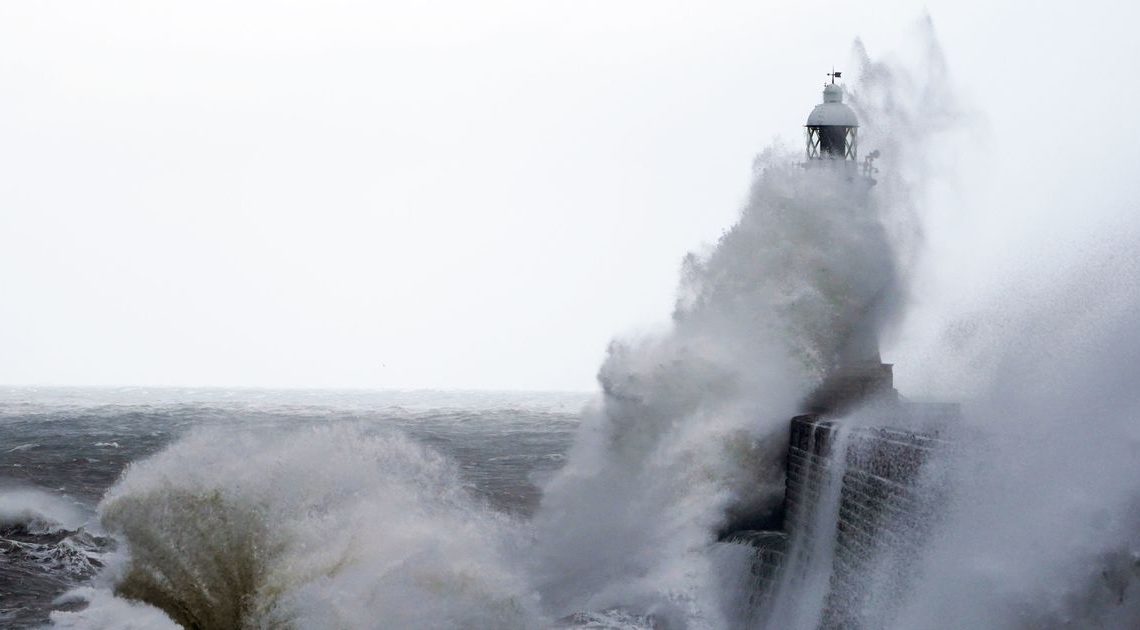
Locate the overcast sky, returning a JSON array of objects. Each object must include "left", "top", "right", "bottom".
[{"left": 1, "top": 0, "right": 1136, "bottom": 391}]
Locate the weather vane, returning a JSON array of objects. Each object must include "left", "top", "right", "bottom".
[{"left": 827, "top": 68, "right": 842, "bottom": 84}]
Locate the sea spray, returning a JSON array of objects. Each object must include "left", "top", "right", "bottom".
[
  {"left": 86, "top": 425, "right": 542, "bottom": 629},
  {"left": 880, "top": 230, "right": 1140, "bottom": 629},
  {"left": 528, "top": 161, "right": 903, "bottom": 625},
  {"left": 0, "top": 485, "right": 87, "bottom": 534},
  {"left": 528, "top": 24, "right": 964, "bottom": 627},
  {"left": 766, "top": 22, "right": 1140, "bottom": 629}
]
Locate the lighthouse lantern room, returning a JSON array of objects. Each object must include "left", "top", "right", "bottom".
[{"left": 806, "top": 71, "right": 858, "bottom": 161}]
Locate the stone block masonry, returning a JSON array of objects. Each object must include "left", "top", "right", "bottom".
[
  {"left": 784, "top": 412, "right": 951, "bottom": 629},
  {"left": 722, "top": 404, "right": 955, "bottom": 629}
]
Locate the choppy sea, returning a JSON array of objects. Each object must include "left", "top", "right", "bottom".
[{"left": 0, "top": 387, "right": 588, "bottom": 628}]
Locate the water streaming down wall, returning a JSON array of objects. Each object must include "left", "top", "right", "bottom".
[
  {"left": 723, "top": 368, "right": 958, "bottom": 629},
  {"left": 790, "top": 411, "right": 952, "bottom": 628}
]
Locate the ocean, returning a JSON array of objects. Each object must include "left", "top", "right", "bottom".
[{"left": 0, "top": 387, "right": 587, "bottom": 628}]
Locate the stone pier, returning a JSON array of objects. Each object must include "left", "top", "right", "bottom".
[{"left": 724, "top": 399, "right": 957, "bottom": 629}]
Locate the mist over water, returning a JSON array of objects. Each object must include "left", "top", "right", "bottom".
[
  {"left": 882, "top": 233, "right": 1140, "bottom": 629},
  {"left": 9, "top": 20, "right": 1138, "bottom": 630}
]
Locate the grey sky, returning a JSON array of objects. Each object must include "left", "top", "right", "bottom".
[{"left": 2, "top": 1, "right": 1136, "bottom": 391}]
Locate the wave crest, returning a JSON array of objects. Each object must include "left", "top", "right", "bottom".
[
  {"left": 97, "top": 425, "right": 541, "bottom": 629},
  {"left": 0, "top": 486, "right": 86, "bottom": 534}
]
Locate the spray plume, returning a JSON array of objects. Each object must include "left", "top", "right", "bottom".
[
  {"left": 60, "top": 18, "right": 1103, "bottom": 628},
  {"left": 527, "top": 21, "right": 963, "bottom": 626}
]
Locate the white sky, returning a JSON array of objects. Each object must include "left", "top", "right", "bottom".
[{"left": 1, "top": 0, "right": 1137, "bottom": 391}]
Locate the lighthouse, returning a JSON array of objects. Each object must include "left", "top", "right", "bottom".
[
  {"left": 805, "top": 71, "right": 858, "bottom": 161},
  {"left": 800, "top": 71, "right": 895, "bottom": 412},
  {"left": 716, "top": 74, "right": 961, "bottom": 630}
]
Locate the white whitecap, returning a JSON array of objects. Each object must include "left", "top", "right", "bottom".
[
  {"left": 0, "top": 487, "right": 86, "bottom": 532},
  {"left": 50, "top": 587, "right": 181, "bottom": 630}
]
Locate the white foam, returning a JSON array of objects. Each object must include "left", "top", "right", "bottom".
[
  {"left": 50, "top": 587, "right": 181, "bottom": 630},
  {"left": 0, "top": 486, "right": 86, "bottom": 532},
  {"left": 90, "top": 424, "right": 543, "bottom": 629}
]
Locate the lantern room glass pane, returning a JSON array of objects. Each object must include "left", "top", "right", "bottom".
[{"left": 817, "top": 126, "right": 848, "bottom": 158}]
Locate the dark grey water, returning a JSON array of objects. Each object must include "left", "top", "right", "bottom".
[{"left": 0, "top": 387, "right": 585, "bottom": 628}]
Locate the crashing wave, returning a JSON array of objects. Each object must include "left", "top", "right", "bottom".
[{"left": 89, "top": 425, "right": 542, "bottom": 629}]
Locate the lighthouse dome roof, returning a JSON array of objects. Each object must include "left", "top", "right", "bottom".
[{"left": 806, "top": 84, "right": 859, "bottom": 127}]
